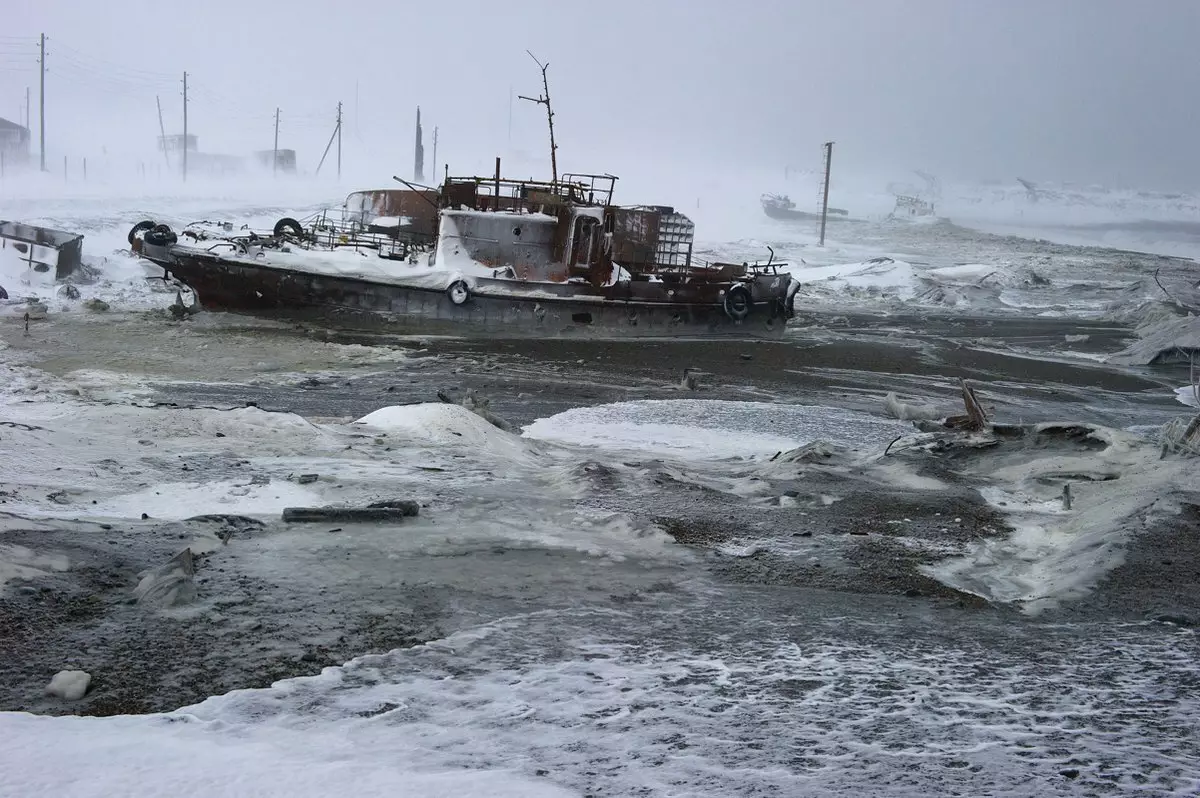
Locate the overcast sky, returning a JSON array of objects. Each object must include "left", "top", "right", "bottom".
[{"left": 3, "top": 0, "right": 1198, "bottom": 191}]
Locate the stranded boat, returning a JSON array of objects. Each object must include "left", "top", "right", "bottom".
[
  {"left": 760, "top": 193, "right": 849, "bottom": 222},
  {"left": 133, "top": 170, "right": 801, "bottom": 338}
]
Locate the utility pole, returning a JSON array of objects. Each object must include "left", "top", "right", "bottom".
[
  {"left": 316, "top": 102, "right": 342, "bottom": 177},
  {"left": 819, "top": 141, "right": 833, "bottom": 247},
  {"left": 181, "top": 71, "right": 188, "bottom": 181},
  {"left": 25, "top": 87, "right": 30, "bottom": 131},
  {"left": 38, "top": 33, "right": 45, "bottom": 172},
  {"left": 156, "top": 95, "right": 171, "bottom": 169},
  {"left": 518, "top": 51, "right": 557, "bottom": 187},
  {"left": 432, "top": 126, "right": 438, "bottom": 183},
  {"left": 273, "top": 107, "right": 280, "bottom": 176},
  {"left": 413, "top": 106, "right": 424, "bottom": 183}
]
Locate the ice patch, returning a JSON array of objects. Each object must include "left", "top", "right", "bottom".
[
  {"left": 0, "top": 544, "right": 69, "bottom": 588},
  {"left": 1174, "top": 384, "right": 1199, "bottom": 408},
  {"left": 97, "top": 480, "right": 321, "bottom": 521},
  {"left": 0, "top": 713, "right": 577, "bottom": 798},
  {"left": 923, "top": 263, "right": 1018, "bottom": 286},
  {"left": 523, "top": 400, "right": 910, "bottom": 460},
  {"left": 923, "top": 426, "right": 1193, "bottom": 612},
  {"left": 789, "top": 258, "right": 917, "bottom": 298}
]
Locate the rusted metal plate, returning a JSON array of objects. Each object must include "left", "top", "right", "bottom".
[
  {"left": 442, "top": 181, "right": 479, "bottom": 210},
  {"left": 345, "top": 189, "right": 439, "bottom": 237}
]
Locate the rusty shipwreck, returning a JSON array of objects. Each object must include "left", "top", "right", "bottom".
[{"left": 132, "top": 170, "right": 800, "bottom": 338}]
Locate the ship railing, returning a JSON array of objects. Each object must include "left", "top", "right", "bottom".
[
  {"left": 444, "top": 173, "right": 615, "bottom": 211},
  {"left": 630, "top": 253, "right": 786, "bottom": 283}
]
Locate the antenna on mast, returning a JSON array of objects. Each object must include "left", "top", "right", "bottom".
[{"left": 518, "top": 50, "right": 557, "bottom": 187}]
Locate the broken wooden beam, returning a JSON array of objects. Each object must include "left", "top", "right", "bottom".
[{"left": 282, "top": 501, "right": 419, "bottom": 523}]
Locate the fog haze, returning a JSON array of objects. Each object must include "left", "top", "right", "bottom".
[{"left": 3, "top": 0, "right": 1198, "bottom": 191}]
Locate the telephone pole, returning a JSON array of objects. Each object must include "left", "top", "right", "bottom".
[
  {"left": 181, "top": 71, "right": 189, "bottom": 181},
  {"left": 413, "top": 106, "right": 424, "bottom": 182},
  {"left": 273, "top": 107, "right": 280, "bottom": 176},
  {"left": 38, "top": 33, "right": 45, "bottom": 172},
  {"left": 316, "top": 102, "right": 342, "bottom": 178},
  {"left": 25, "top": 87, "right": 30, "bottom": 131},
  {"left": 156, "top": 95, "right": 171, "bottom": 169},
  {"left": 819, "top": 141, "right": 833, "bottom": 247}
]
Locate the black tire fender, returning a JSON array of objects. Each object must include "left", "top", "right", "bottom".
[
  {"left": 128, "top": 220, "right": 156, "bottom": 246},
  {"left": 447, "top": 279, "right": 471, "bottom": 306},
  {"left": 724, "top": 284, "right": 752, "bottom": 321},
  {"left": 144, "top": 224, "right": 178, "bottom": 247},
  {"left": 273, "top": 217, "right": 303, "bottom": 238}
]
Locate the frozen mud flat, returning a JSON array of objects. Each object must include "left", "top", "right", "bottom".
[{"left": 2, "top": 199, "right": 1200, "bottom": 796}]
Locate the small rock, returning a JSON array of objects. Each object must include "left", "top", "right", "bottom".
[
  {"left": 215, "top": 432, "right": 226, "bottom": 438},
  {"left": 141, "top": 512, "right": 149, "bottom": 520},
  {"left": 18, "top": 585, "right": 39, "bottom": 596},
  {"left": 82, "top": 298, "right": 110, "bottom": 312},
  {"left": 1059, "top": 769, "right": 1080, "bottom": 780},
  {"left": 904, "top": 588, "right": 923, "bottom": 597},
  {"left": 792, "top": 531, "right": 813, "bottom": 537},
  {"left": 45, "top": 670, "right": 91, "bottom": 701},
  {"left": 327, "top": 527, "right": 342, "bottom": 533},
  {"left": 739, "top": 353, "right": 753, "bottom": 361},
  {"left": 297, "top": 474, "right": 319, "bottom": 485},
  {"left": 0, "top": 285, "right": 7, "bottom": 300},
  {"left": 58, "top": 284, "right": 81, "bottom": 300}
]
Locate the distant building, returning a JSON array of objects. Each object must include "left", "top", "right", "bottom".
[
  {"left": 254, "top": 149, "right": 297, "bottom": 173},
  {"left": 158, "top": 133, "right": 198, "bottom": 154},
  {"left": 0, "top": 117, "right": 31, "bottom": 166},
  {"left": 156, "top": 133, "right": 245, "bottom": 177}
]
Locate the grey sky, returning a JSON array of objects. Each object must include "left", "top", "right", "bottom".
[{"left": 4, "top": 0, "right": 1199, "bottom": 190}]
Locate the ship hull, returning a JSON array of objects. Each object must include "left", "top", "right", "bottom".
[{"left": 142, "top": 245, "right": 796, "bottom": 340}]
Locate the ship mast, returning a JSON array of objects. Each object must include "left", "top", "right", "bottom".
[{"left": 518, "top": 51, "right": 558, "bottom": 187}]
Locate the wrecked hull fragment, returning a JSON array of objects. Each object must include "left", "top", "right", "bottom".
[{"left": 143, "top": 244, "right": 795, "bottom": 339}]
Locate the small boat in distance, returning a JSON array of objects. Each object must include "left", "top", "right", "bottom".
[{"left": 761, "top": 193, "right": 849, "bottom": 222}]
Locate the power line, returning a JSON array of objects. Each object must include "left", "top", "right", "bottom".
[{"left": 50, "top": 41, "right": 176, "bottom": 82}]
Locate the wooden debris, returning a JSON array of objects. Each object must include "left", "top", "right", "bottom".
[{"left": 282, "top": 501, "right": 419, "bottom": 523}]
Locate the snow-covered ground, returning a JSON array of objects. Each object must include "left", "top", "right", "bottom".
[{"left": 1, "top": 174, "right": 1199, "bottom": 796}]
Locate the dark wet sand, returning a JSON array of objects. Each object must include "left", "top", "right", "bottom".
[{"left": 1, "top": 307, "right": 1196, "bottom": 716}]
